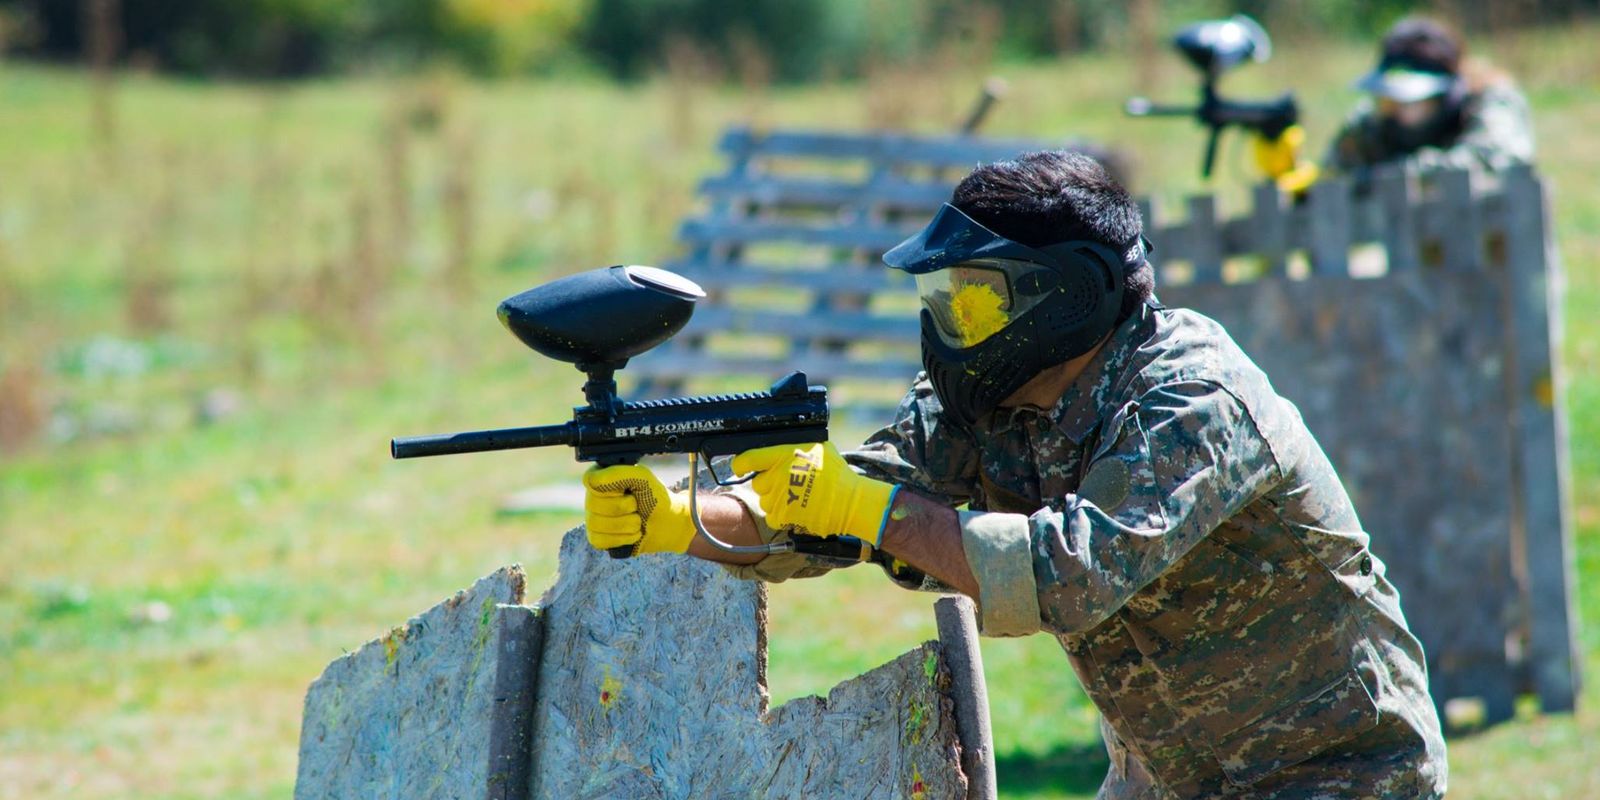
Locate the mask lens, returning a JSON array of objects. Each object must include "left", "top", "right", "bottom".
[{"left": 915, "top": 260, "right": 1052, "bottom": 349}]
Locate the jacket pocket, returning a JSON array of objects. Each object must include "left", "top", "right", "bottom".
[{"left": 1212, "top": 670, "right": 1381, "bottom": 787}]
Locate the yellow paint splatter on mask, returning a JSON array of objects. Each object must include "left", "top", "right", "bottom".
[{"left": 948, "top": 282, "right": 1009, "bottom": 347}]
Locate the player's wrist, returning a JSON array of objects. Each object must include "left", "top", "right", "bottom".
[{"left": 844, "top": 479, "right": 899, "bottom": 547}]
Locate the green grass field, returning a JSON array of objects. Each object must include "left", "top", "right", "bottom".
[{"left": 1, "top": 25, "right": 1598, "bottom": 799}]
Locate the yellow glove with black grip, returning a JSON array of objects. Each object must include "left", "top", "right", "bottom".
[
  {"left": 582, "top": 464, "right": 696, "bottom": 557},
  {"left": 731, "top": 441, "right": 900, "bottom": 546}
]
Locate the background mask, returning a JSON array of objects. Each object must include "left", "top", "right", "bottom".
[{"left": 883, "top": 203, "right": 1140, "bottom": 428}]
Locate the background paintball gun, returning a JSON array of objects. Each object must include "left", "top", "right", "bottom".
[
  {"left": 391, "top": 265, "right": 866, "bottom": 561},
  {"left": 1125, "top": 15, "right": 1319, "bottom": 193}
]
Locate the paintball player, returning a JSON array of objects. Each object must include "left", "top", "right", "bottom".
[
  {"left": 583, "top": 151, "right": 1447, "bottom": 797},
  {"left": 1326, "top": 16, "right": 1533, "bottom": 176}
]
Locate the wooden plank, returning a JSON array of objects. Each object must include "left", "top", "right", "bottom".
[
  {"left": 685, "top": 306, "right": 917, "bottom": 343},
  {"left": 697, "top": 174, "right": 952, "bottom": 210},
  {"left": 1185, "top": 195, "right": 1223, "bottom": 284},
  {"left": 528, "top": 523, "right": 969, "bottom": 798},
  {"left": 1376, "top": 168, "right": 1420, "bottom": 273},
  {"left": 1307, "top": 177, "right": 1352, "bottom": 275},
  {"left": 1437, "top": 168, "right": 1482, "bottom": 272},
  {"left": 295, "top": 567, "right": 536, "bottom": 800},
  {"left": 628, "top": 352, "right": 919, "bottom": 383},
  {"left": 720, "top": 127, "right": 1050, "bottom": 167},
  {"left": 1501, "top": 165, "right": 1580, "bottom": 712},
  {"left": 801, "top": 155, "right": 898, "bottom": 357},
  {"left": 639, "top": 137, "right": 761, "bottom": 400},
  {"left": 1248, "top": 182, "right": 1289, "bottom": 274},
  {"left": 489, "top": 604, "right": 543, "bottom": 799},
  {"left": 936, "top": 597, "right": 997, "bottom": 800},
  {"left": 667, "top": 258, "right": 916, "bottom": 295},
  {"left": 679, "top": 217, "right": 921, "bottom": 252}
]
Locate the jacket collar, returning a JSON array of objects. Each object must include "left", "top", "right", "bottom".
[{"left": 984, "top": 302, "right": 1156, "bottom": 444}]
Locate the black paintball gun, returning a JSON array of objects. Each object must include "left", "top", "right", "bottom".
[
  {"left": 1125, "top": 15, "right": 1318, "bottom": 191},
  {"left": 391, "top": 265, "right": 867, "bottom": 561}
]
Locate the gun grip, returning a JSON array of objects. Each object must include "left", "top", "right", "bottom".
[{"left": 606, "top": 545, "right": 636, "bottom": 559}]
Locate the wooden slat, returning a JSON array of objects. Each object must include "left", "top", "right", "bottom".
[
  {"left": 667, "top": 259, "right": 915, "bottom": 295},
  {"left": 1249, "top": 182, "right": 1289, "bottom": 274},
  {"left": 936, "top": 597, "right": 998, "bottom": 800},
  {"left": 628, "top": 352, "right": 919, "bottom": 382},
  {"left": 1437, "top": 169, "right": 1482, "bottom": 271},
  {"left": 684, "top": 306, "right": 916, "bottom": 343},
  {"left": 718, "top": 127, "right": 1052, "bottom": 168},
  {"left": 1186, "top": 195, "right": 1222, "bottom": 283},
  {"left": 1308, "top": 177, "right": 1352, "bottom": 275},
  {"left": 679, "top": 217, "right": 921, "bottom": 251},
  {"left": 1376, "top": 169, "right": 1420, "bottom": 272},
  {"left": 697, "top": 174, "right": 951, "bottom": 210},
  {"left": 1501, "top": 165, "right": 1579, "bottom": 712}
]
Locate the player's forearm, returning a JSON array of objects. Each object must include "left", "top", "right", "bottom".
[
  {"left": 683, "top": 493, "right": 766, "bottom": 565},
  {"left": 876, "top": 491, "right": 978, "bottom": 598}
]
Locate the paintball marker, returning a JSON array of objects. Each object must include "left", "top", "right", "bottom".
[
  {"left": 391, "top": 265, "right": 866, "bottom": 561},
  {"left": 1125, "top": 15, "right": 1319, "bottom": 192}
]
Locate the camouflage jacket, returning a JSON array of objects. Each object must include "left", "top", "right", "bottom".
[
  {"left": 1325, "top": 81, "right": 1534, "bottom": 176},
  {"left": 727, "top": 303, "right": 1447, "bottom": 798}
]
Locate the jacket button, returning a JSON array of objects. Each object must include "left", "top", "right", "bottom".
[{"left": 1360, "top": 554, "right": 1373, "bottom": 576}]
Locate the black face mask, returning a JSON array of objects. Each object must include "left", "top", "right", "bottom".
[
  {"left": 1378, "top": 104, "right": 1460, "bottom": 155},
  {"left": 919, "top": 303, "right": 1062, "bottom": 430},
  {"left": 884, "top": 204, "right": 1144, "bottom": 428}
]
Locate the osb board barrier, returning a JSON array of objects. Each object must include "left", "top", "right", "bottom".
[
  {"left": 295, "top": 566, "right": 540, "bottom": 799},
  {"left": 296, "top": 531, "right": 975, "bottom": 799},
  {"left": 529, "top": 528, "right": 966, "bottom": 799}
]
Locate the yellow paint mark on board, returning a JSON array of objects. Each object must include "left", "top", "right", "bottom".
[
  {"left": 910, "top": 767, "right": 928, "bottom": 800},
  {"left": 948, "top": 282, "right": 1009, "bottom": 347},
  {"left": 905, "top": 696, "right": 928, "bottom": 744},
  {"left": 383, "top": 626, "right": 408, "bottom": 672},
  {"left": 1533, "top": 374, "right": 1554, "bottom": 408},
  {"left": 599, "top": 666, "right": 623, "bottom": 710}
]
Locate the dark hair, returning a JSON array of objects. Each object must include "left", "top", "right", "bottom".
[
  {"left": 951, "top": 149, "right": 1154, "bottom": 322},
  {"left": 1380, "top": 16, "right": 1463, "bottom": 75}
]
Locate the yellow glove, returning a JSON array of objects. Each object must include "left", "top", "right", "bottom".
[
  {"left": 583, "top": 464, "right": 696, "bottom": 557},
  {"left": 1252, "top": 124, "right": 1320, "bottom": 194},
  {"left": 731, "top": 442, "right": 899, "bottom": 546}
]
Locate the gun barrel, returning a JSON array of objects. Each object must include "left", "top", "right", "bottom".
[
  {"left": 1125, "top": 97, "right": 1197, "bottom": 117},
  {"left": 391, "top": 423, "right": 576, "bottom": 459}
]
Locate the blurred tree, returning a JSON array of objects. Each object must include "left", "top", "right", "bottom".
[
  {"left": 444, "top": 0, "right": 590, "bottom": 73},
  {"left": 0, "top": 0, "right": 1594, "bottom": 79}
]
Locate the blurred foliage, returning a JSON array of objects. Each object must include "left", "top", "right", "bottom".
[{"left": 2, "top": 0, "right": 1598, "bottom": 80}]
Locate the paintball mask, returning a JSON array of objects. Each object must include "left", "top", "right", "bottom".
[
  {"left": 1355, "top": 23, "right": 1465, "bottom": 154},
  {"left": 884, "top": 203, "right": 1145, "bottom": 428}
]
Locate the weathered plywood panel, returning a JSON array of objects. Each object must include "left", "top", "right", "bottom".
[
  {"left": 1501, "top": 166, "right": 1580, "bottom": 711},
  {"left": 296, "top": 566, "right": 541, "bottom": 800},
  {"left": 528, "top": 526, "right": 968, "bottom": 799}
]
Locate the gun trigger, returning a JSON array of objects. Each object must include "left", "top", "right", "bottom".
[{"left": 769, "top": 371, "right": 808, "bottom": 397}]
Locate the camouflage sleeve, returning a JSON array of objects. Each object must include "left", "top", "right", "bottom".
[
  {"left": 844, "top": 372, "right": 981, "bottom": 505},
  {"left": 1407, "top": 83, "right": 1535, "bottom": 173},
  {"left": 1324, "top": 105, "right": 1386, "bottom": 174},
  {"left": 720, "top": 372, "right": 980, "bottom": 585},
  {"left": 957, "top": 380, "right": 1282, "bottom": 636}
]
